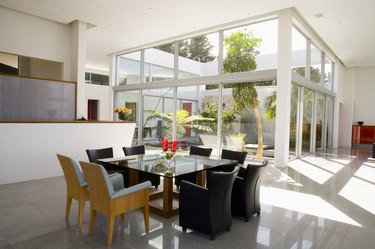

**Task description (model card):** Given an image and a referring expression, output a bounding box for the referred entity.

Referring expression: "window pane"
[316,94,324,150]
[176,85,218,154]
[116,51,141,85]
[114,90,138,122]
[144,46,174,82]
[310,44,322,84]
[324,57,333,91]
[289,83,298,159]
[91,73,109,86]
[292,27,307,77]
[224,19,278,73]
[178,33,219,79]
[326,96,334,149]
[302,88,313,155]
[142,88,174,151]
[221,81,276,159]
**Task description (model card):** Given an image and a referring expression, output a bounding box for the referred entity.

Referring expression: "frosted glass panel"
[0,76,3,119]
[0,75,76,121]
[63,83,75,120]
[19,78,36,120]
[35,80,50,120]
[3,75,20,120]
[49,81,63,120]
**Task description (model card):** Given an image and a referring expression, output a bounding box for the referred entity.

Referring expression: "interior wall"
[338,65,356,147]
[0,123,135,185]
[0,6,72,81]
[353,67,375,125]
[85,84,111,120]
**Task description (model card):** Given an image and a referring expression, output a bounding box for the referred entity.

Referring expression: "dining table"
[99,154,238,218]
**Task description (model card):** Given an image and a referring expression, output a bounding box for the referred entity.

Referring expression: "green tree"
[187,36,215,62]
[223,30,264,159]
[155,35,215,62]
[197,104,237,133]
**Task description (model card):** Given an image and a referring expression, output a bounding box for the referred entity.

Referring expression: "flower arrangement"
[114,107,133,121]
[165,151,175,160]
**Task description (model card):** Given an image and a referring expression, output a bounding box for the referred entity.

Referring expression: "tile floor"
[0,148,374,249]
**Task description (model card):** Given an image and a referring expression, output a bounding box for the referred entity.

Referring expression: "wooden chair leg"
[121,213,125,223]
[65,196,72,220]
[88,209,96,235]
[107,216,116,246]
[78,199,85,228]
[144,205,149,233]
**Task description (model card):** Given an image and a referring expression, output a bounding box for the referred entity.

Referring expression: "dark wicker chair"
[122,145,160,189]
[179,166,239,240]
[231,160,268,221]
[86,147,129,187]
[174,146,213,188]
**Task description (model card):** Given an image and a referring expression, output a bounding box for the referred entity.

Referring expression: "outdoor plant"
[145,109,214,139]
[223,29,264,160]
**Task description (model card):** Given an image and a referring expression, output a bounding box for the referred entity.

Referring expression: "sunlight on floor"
[302,156,346,173]
[288,159,333,184]
[339,162,375,215]
[261,186,361,227]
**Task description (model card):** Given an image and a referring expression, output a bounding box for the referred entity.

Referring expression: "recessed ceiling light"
[314,13,324,18]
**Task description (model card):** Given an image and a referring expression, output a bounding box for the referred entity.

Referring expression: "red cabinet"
[352,125,375,144]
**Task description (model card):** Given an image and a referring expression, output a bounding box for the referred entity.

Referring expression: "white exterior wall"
[0,6,72,81]
[0,123,135,185]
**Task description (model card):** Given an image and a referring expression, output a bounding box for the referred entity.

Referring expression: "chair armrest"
[111,180,151,199]
[109,173,124,191]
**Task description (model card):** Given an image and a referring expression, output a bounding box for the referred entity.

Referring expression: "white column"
[70,20,87,119]
[274,10,293,167]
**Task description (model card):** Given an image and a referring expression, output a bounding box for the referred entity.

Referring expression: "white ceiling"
[0,0,374,71]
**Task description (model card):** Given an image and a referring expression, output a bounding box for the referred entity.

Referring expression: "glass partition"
[324,57,333,91]
[316,93,324,150]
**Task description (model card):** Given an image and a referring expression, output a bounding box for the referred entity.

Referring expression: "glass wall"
[113,13,337,162]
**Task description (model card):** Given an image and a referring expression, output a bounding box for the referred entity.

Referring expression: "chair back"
[244,160,268,186]
[207,166,239,229]
[57,154,86,196]
[80,161,116,212]
[123,145,145,156]
[86,147,113,163]
[221,149,248,165]
[190,146,213,157]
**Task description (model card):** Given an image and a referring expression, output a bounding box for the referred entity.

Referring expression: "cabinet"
[352,125,375,144]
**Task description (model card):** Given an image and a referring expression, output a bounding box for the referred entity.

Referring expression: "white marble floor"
[0,147,374,249]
